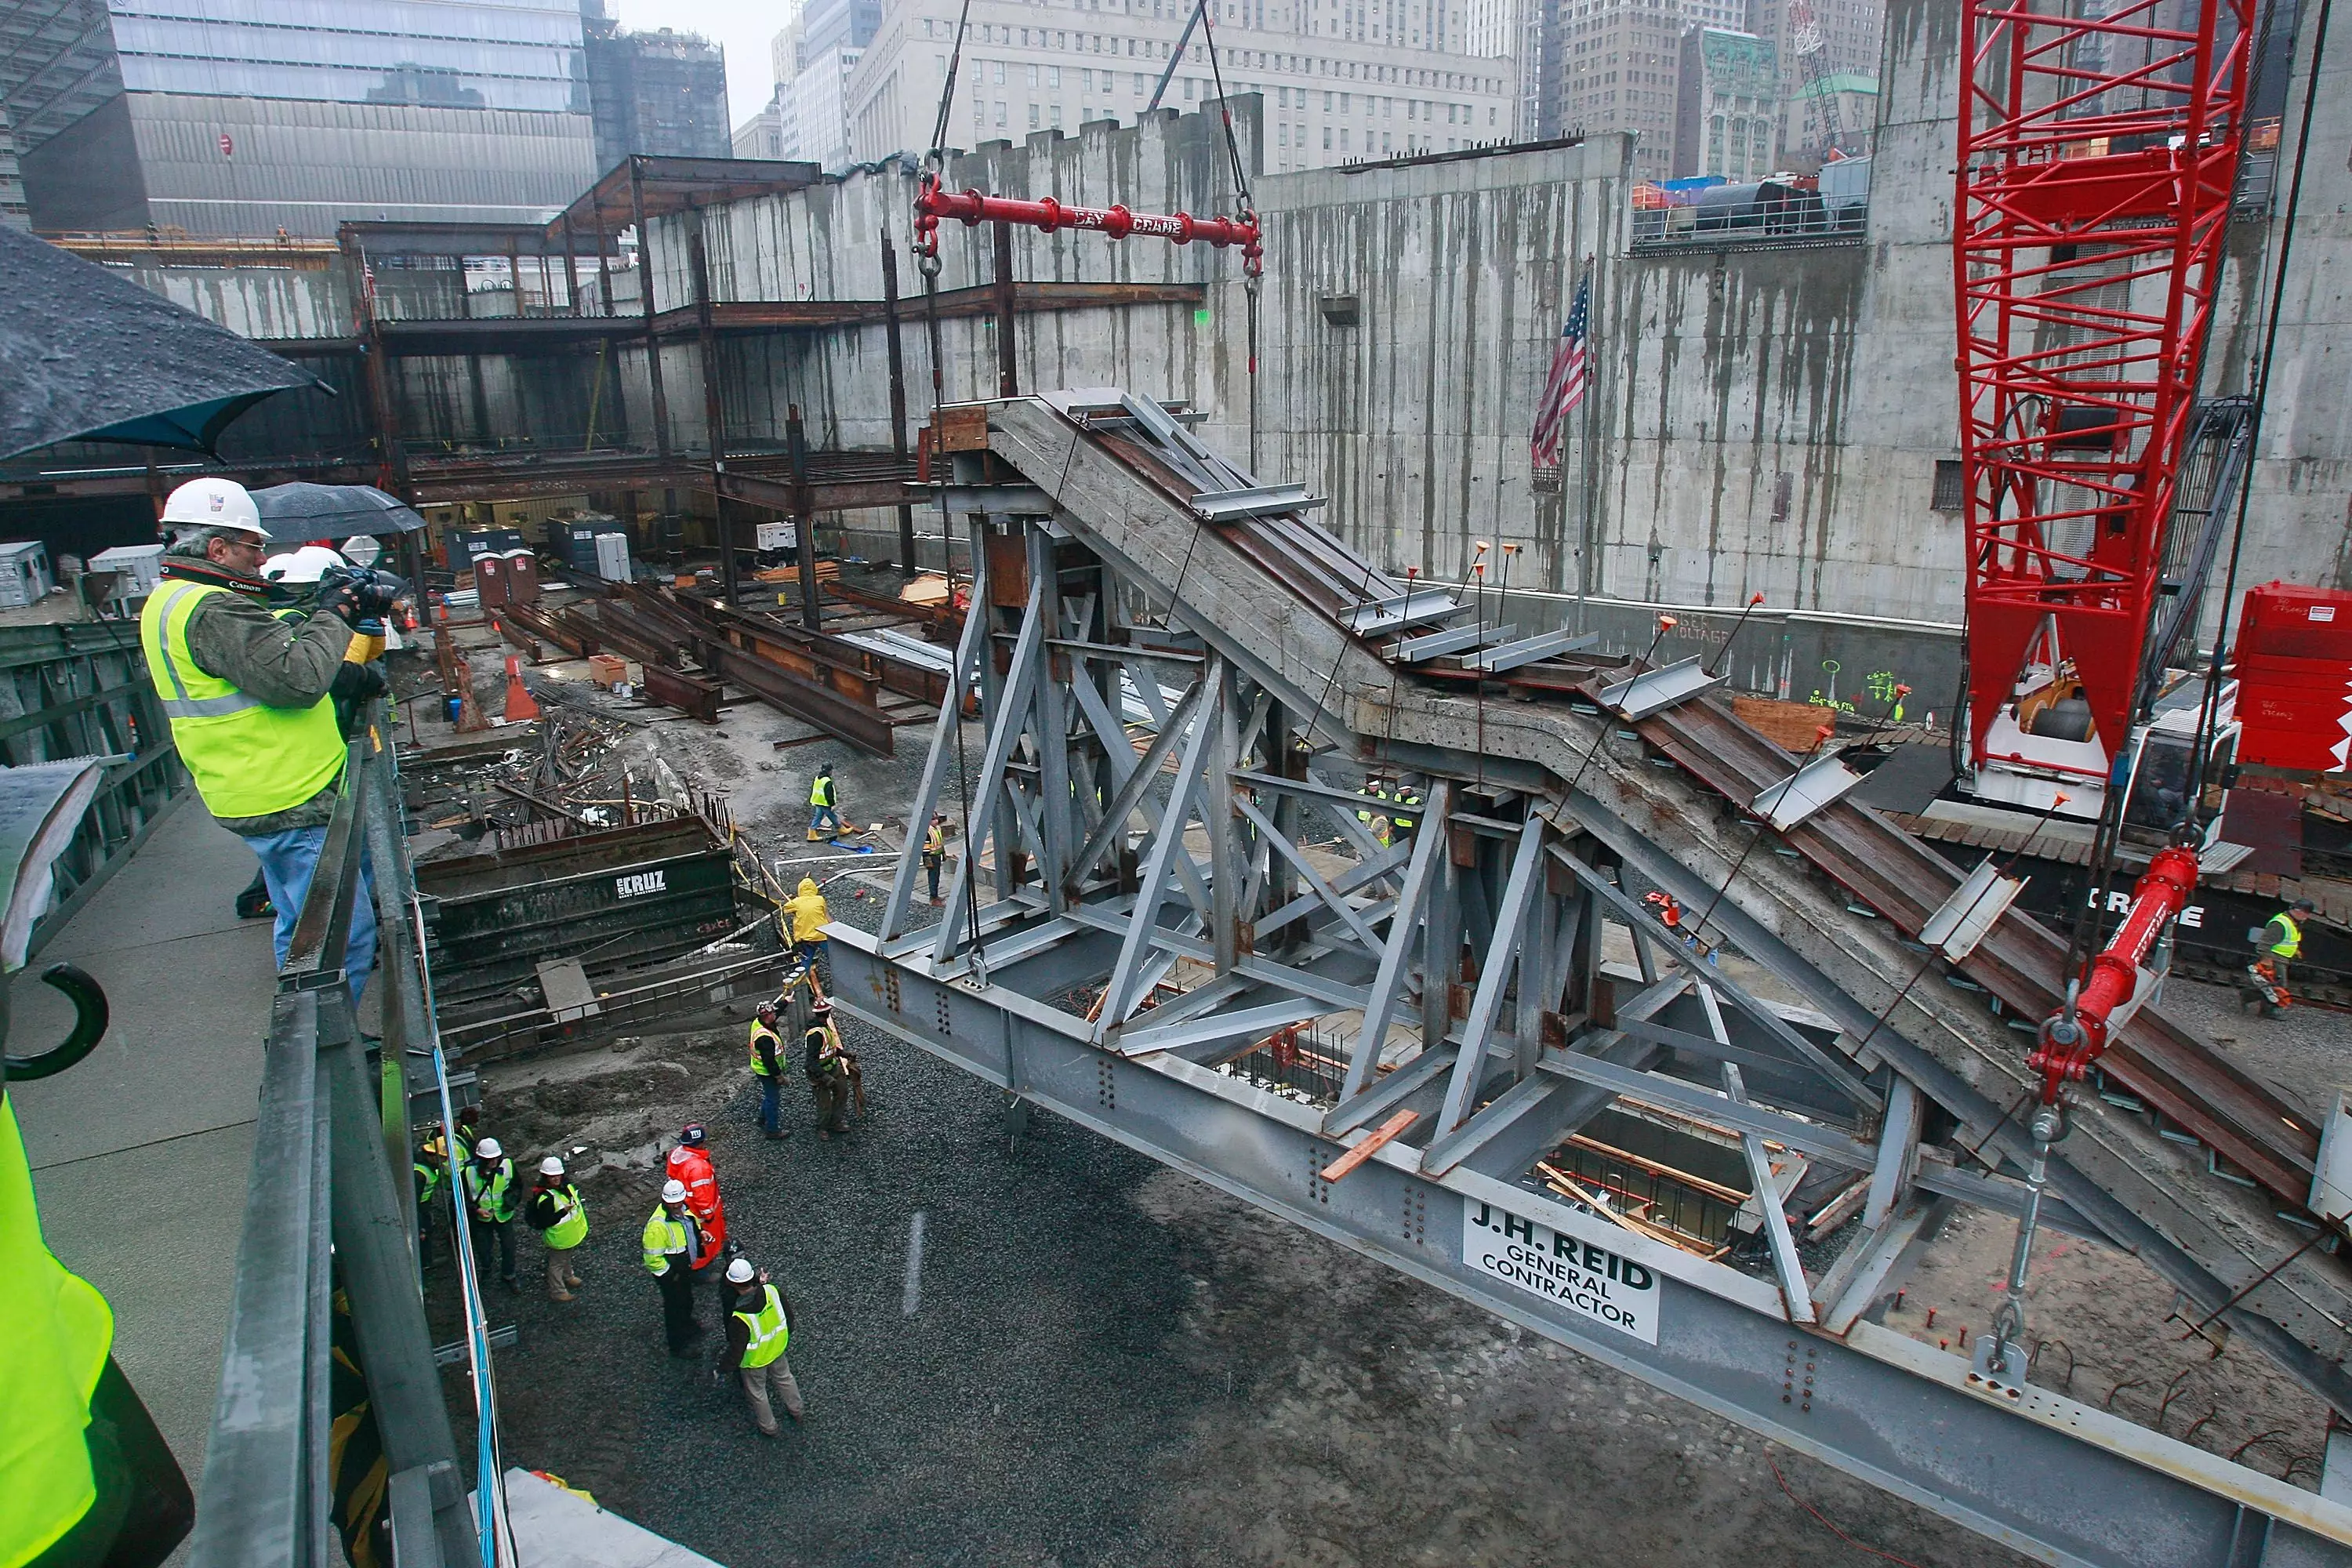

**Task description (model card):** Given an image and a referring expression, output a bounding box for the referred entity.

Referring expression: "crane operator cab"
[1963,648,2241,856]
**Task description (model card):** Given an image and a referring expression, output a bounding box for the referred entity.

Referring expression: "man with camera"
[139,478,397,999]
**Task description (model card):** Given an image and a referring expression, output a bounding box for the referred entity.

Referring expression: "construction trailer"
[833,391,2352,1568]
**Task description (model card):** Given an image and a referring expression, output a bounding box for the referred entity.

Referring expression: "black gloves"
[330,662,389,702]
[314,580,363,626]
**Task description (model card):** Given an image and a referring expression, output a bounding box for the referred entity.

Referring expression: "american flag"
[1530,268,1592,469]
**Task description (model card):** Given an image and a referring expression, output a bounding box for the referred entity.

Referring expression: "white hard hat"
[261,543,347,585]
[661,1178,688,1203]
[538,1156,564,1177]
[160,477,267,540]
[474,1136,503,1160]
[725,1258,755,1283]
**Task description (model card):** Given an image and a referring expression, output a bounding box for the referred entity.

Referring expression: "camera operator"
[138,479,391,1000]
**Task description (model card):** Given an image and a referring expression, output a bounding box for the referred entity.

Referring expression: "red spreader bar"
[915,173,1262,275]
[2027,842,2201,1102]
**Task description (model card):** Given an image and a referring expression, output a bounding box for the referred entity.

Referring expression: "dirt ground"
[416,615,2340,1565]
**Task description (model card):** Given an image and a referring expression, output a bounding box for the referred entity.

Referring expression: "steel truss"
[832,392,2352,1568]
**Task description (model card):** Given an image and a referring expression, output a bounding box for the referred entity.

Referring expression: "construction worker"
[641,1178,704,1356]
[1356,780,1391,846]
[524,1156,587,1301]
[750,1002,786,1139]
[140,477,392,999]
[924,813,950,906]
[3,1023,194,1566]
[462,1136,520,1293]
[807,763,844,840]
[804,998,857,1138]
[663,1124,727,1270]
[2245,898,2318,1016]
[785,875,832,982]
[715,1257,804,1437]
[1389,781,1422,840]
[412,1127,448,1271]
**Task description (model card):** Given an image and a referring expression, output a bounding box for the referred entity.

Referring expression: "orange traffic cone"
[503,655,540,722]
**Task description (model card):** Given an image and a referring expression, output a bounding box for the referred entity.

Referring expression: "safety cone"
[503,655,540,723]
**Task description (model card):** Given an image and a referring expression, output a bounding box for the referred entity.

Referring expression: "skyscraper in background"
[581,2,734,169]
[840,0,1515,172]
[0,0,599,235]
[760,0,883,172]
[1520,0,1879,177]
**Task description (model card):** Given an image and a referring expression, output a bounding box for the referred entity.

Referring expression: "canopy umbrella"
[250,483,426,545]
[0,224,323,463]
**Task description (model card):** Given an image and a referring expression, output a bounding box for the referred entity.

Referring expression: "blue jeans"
[757,1075,780,1134]
[810,804,840,837]
[244,826,378,1004]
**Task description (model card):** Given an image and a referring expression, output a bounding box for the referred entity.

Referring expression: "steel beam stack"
[829,390,2352,1568]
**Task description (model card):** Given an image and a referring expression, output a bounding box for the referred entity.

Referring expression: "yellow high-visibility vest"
[641,1206,688,1275]
[2270,914,2303,959]
[139,579,344,820]
[733,1284,791,1367]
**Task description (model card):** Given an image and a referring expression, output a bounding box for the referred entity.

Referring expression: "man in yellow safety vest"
[138,478,391,998]
[807,763,844,840]
[717,1256,804,1436]
[749,1001,786,1140]
[524,1156,588,1301]
[2246,898,2318,1016]
[641,1179,705,1356]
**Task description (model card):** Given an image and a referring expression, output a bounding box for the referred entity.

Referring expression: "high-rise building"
[761,0,880,172]
[0,108,27,230]
[1671,27,1777,181]
[0,0,598,236]
[581,5,733,169]
[1530,0,1875,180]
[1745,0,1878,162]
[840,0,1516,173]
[734,90,791,159]
[1782,70,1874,165]
[1546,0,1751,183]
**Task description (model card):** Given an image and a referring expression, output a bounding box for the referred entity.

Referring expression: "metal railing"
[1630,166,1871,251]
[190,713,502,1568]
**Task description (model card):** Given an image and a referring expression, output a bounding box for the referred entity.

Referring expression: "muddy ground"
[419,612,2342,1565]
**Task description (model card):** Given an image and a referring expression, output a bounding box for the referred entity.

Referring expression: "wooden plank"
[1318,1109,1419,1183]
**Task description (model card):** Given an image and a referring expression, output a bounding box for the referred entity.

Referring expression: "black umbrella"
[0,224,322,463]
[251,483,426,545]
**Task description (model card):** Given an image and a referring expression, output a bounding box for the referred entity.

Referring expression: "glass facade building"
[105,0,588,112]
[2,0,598,235]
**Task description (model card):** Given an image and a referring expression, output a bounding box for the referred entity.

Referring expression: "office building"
[735,90,791,159]
[1747,0,1880,158]
[0,108,26,230]
[0,0,598,236]
[582,6,734,169]
[762,0,880,172]
[1671,27,1777,181]
[840,0,1516,173]
[1546,0,1751,182]
[1783,70,1875,165]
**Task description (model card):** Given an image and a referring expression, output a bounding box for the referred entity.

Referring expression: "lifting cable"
[916,0,991,973]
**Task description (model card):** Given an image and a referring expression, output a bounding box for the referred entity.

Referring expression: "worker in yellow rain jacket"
[785,876,831,983]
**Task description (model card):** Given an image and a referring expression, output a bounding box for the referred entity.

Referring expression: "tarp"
[0,224,321,463]
[251,483,426,543]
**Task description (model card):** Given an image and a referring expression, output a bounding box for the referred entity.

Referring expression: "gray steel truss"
[832,391,2352,1568]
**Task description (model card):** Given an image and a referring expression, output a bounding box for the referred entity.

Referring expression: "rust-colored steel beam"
[640,662,723,724]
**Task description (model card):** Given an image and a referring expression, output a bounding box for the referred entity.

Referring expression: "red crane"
[1954,0,2256,776]
[1953,0,2258,1072]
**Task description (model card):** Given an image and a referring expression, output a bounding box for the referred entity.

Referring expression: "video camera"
[317,564,407,631]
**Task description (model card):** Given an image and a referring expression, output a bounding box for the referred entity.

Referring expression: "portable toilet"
[0,542,55,608]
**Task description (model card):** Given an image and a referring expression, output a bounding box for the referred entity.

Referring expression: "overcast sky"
[608,0,789,132]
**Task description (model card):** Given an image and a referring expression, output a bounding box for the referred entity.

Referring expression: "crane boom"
[1954,0,2256,774]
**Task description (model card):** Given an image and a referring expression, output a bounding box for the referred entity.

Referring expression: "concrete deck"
[11,796,278,1510]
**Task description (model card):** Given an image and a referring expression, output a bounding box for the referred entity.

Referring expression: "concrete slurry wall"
[76,0,2352,622]
[673,0,2352,623]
